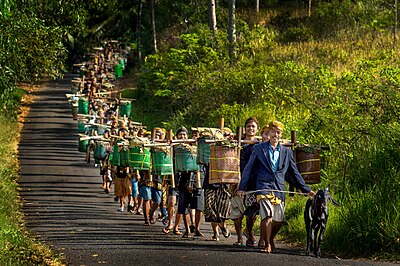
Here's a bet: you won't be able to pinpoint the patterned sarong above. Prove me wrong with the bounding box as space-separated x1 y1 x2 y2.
204 185 232 223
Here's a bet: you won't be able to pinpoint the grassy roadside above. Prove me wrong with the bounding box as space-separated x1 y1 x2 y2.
0 87 63 265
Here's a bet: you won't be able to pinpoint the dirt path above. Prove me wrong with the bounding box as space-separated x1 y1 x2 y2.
18 75 393 266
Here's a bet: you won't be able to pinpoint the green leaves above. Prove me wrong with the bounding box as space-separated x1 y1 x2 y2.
0 0 15 19
0 2 67 116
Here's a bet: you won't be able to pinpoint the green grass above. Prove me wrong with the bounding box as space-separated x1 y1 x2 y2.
0 114 62 265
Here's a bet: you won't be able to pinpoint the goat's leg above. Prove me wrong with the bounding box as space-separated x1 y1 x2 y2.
312 223 320 256
305 223 311 256
316 223 326 258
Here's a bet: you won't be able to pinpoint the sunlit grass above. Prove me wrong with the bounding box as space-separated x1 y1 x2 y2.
0 115 63 265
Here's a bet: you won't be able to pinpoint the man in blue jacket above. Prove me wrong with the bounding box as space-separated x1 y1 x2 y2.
237 121 315 253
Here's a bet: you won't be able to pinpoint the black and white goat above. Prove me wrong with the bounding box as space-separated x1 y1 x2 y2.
304 188 341 257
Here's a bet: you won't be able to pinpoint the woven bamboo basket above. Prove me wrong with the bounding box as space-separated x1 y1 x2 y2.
209 145 240 184
296 145 321 184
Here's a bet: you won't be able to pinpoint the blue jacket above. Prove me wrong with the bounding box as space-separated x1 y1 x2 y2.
239 141 310 202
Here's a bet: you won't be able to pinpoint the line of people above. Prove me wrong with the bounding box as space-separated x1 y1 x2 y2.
69 40 315 254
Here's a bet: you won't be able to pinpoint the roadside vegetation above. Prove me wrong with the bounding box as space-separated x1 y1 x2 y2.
1 0 399 263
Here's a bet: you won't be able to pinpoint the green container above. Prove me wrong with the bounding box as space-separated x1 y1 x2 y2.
114 64 123 79
129 146 151 170
110 143 129 167
119 58 125 70
151 150 173 176
77 120 86 133
78 98 89 115
110 145 120 166
120 147 130 167
94 141 108 160
119 101 131 117
109 152 114 164
197 138 211 164
78 139 89 152
175 146 199 172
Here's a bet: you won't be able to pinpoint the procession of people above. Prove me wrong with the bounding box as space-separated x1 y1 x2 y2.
67 40 315 254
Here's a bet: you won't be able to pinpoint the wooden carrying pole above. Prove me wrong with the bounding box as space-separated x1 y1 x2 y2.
236 126 242 148
219 117 224 129
168 129 175 188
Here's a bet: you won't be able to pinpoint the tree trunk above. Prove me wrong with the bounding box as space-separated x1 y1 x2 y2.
228 0 236 59
308 0 312 17
254 0 259 26
256 0 259 13
136 0 143 65
209 0 217 33
151 0 158 53
394 0 398 49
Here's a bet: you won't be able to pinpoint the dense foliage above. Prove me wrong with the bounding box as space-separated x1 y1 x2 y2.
0 2 66 116
134 0 400 260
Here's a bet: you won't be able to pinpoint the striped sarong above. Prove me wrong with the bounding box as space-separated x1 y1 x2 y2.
204 185 232 223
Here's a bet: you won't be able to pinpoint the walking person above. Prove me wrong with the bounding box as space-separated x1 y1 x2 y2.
203 128 233 242
230 117 260 247
174 127 205 238
139 127 165 225
238 121 315 253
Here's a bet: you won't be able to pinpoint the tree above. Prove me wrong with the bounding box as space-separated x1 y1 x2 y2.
136 0 143 64
209 0 217 32
228 0 236 59
151 0 158 53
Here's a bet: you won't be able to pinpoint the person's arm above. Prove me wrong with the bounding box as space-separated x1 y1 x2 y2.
238 145 258 196
240 145 251 173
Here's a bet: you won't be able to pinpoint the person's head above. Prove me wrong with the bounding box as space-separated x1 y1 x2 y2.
137 128 146 137
244 117 259 140
154 127 166 140
268 121 284 146
176 126 188 140
110 116 118 127
261 125 269 143
119 127 128 137
191 130 199 140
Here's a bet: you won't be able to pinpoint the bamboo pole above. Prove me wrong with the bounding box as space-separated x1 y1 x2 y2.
219 117 224 129
168 129 175 188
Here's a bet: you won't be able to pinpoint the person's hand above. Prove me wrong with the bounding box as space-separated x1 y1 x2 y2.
237 190 245 198
308 190 316 198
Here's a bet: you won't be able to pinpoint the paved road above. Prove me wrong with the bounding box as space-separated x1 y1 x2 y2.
18 75 394 266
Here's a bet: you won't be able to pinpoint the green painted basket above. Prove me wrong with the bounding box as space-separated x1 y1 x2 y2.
119 58 125 70
197 138 211 164
119 100 131 117
110 144 129 167
94 141 109 160
129 146 151 170
78 98 89 115
175 146 199 172
114 64 123 79
77 120 86 133
151 150 173 176
78 139 89 152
